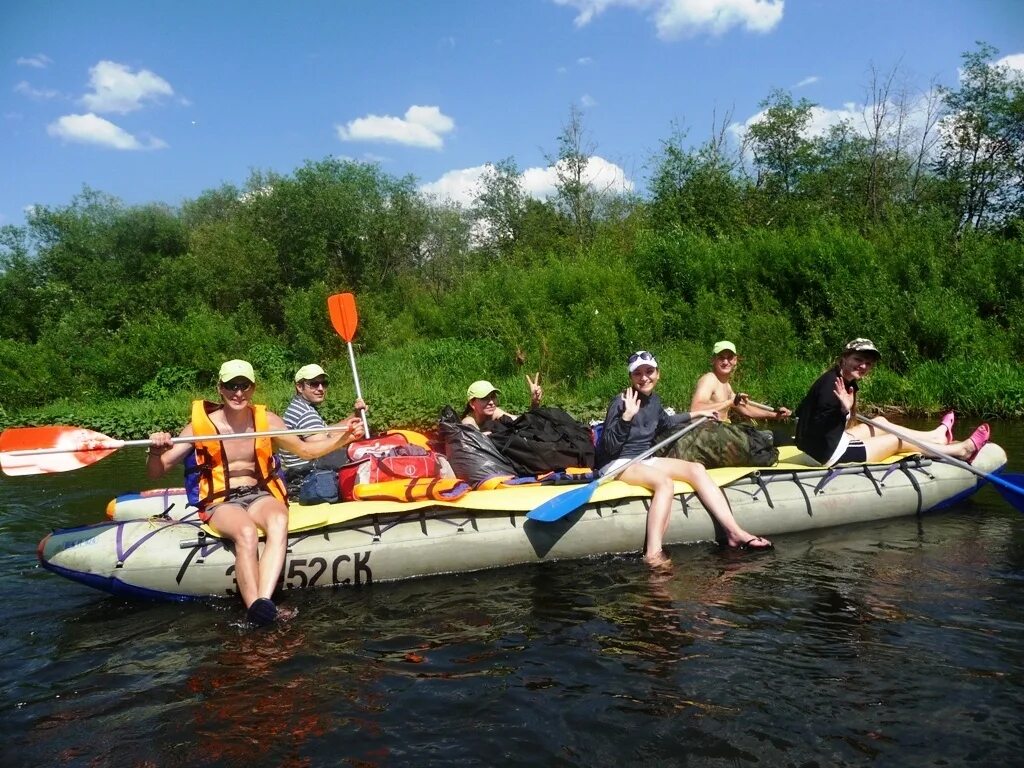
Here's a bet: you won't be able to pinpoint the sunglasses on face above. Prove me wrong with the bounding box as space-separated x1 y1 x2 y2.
220 379 253 393
304 379 329 389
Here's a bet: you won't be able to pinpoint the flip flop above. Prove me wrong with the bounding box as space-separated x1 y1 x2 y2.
731 536 773 551
966 423 991 463
940 411 956 444
246 597 278 627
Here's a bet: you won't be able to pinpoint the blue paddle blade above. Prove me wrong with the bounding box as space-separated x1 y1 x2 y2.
527 482 599 522
992 472 1024 513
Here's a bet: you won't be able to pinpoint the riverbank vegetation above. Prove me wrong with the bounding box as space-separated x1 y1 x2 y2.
2 44 1022 436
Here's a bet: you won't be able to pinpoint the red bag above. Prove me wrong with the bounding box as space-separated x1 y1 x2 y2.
346 433 409 461
339 453 441 501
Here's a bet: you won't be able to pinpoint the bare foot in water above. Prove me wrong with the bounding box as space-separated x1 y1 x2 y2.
643 550 672 569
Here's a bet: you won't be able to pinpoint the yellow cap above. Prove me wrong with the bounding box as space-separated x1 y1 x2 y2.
218 359 255 383
712 340 737 356
294 364 327 383
467 380 501 400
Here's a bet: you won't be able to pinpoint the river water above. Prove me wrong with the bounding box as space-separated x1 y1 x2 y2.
1 421 1022 767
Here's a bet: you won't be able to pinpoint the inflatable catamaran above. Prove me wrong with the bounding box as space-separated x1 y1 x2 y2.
36 444 1007 602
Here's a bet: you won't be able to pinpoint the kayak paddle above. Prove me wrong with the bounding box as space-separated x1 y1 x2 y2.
527 416 709 523
855 414 1024 512
327 292 371 437
0 424 354 477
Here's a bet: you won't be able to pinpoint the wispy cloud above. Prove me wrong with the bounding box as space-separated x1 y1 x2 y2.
16 53 52 68
580 93 598 107
577 56 594 65
554 0 785 39
794 75 819 88
14 81 60 100
336 105 455 150
81 61 174 114
47 113 167 150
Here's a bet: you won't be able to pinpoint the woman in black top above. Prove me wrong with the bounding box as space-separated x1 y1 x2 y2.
795 338 990 466
600 350 772 566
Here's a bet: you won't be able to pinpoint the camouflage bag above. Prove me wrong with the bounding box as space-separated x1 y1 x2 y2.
656 421 778 468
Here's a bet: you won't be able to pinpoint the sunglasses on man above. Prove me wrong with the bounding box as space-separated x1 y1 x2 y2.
304 378 330 389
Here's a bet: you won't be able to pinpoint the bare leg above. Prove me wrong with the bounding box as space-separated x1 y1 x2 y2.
848 423 986 462
651 457 772 549
849 416 947 445
617 463 676 565
247 496 290 600
205 503 262 607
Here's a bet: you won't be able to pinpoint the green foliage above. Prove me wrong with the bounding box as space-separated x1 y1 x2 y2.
1 42 1022 428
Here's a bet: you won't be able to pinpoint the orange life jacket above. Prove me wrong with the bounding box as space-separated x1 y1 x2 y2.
186 400 288 511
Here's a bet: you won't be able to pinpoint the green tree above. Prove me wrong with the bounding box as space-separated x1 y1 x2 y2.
473 157 528 258
743 90 817 222
648 118 746 236
934 42 1024 233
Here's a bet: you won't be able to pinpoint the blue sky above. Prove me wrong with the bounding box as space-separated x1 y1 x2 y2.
2 0 1022 228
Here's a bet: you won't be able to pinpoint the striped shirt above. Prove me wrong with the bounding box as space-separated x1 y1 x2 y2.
279 395 326 472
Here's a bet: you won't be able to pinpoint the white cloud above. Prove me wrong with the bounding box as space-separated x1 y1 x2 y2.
14 81 59 100
996 53 1024 75
420 156 633 206
46 113 167 150
336 105 455 149
553 0 784 39
730 89 946 162
577 56 594 65
16 53 52 68
794 75 819 88
580 93 598 108
81 61 174 114
420 164 489 206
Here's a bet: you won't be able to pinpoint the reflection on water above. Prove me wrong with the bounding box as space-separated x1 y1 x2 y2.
0 423 1022 766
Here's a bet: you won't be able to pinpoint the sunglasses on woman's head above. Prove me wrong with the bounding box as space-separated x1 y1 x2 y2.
628 351 655 364
221 379 253 392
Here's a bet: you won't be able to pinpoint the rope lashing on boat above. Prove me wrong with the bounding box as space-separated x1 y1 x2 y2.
116 518 202 568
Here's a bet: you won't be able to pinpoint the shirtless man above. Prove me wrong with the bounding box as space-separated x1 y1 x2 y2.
147 360 363 626
689 341 792 423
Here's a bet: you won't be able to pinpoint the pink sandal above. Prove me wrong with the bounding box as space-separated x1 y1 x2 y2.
966 423 991 463
940 411 956 444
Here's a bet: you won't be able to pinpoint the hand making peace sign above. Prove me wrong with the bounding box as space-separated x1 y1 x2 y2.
526 372 543 405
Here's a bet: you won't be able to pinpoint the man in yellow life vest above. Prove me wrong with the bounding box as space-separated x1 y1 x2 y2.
146 360 363 626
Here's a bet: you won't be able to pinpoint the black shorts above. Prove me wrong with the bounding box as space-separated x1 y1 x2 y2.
832 439 867 465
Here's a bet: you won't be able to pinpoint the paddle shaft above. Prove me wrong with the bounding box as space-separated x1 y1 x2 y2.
346 340 371 436
5 424 352 458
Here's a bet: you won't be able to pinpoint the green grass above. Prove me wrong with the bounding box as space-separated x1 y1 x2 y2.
4 340 1022 438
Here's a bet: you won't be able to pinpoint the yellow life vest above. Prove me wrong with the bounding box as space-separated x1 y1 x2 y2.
188 400 288 510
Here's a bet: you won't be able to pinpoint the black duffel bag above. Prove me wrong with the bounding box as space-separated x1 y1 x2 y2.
489 407 596 475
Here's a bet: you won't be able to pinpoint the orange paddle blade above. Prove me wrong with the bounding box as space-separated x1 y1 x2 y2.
0 426 121 476
327 292 359 342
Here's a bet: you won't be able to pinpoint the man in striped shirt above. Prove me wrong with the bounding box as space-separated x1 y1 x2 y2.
280 364 366 488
